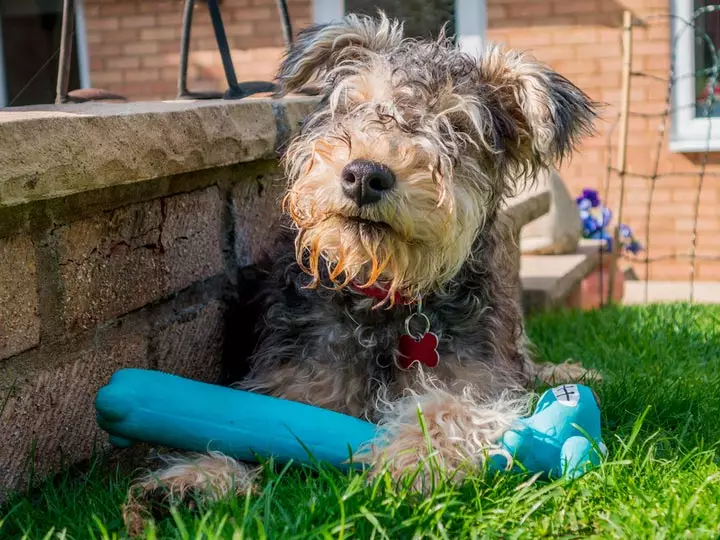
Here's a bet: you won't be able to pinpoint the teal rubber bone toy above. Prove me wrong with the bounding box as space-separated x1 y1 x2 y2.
489 383 607 479
96 369 605 477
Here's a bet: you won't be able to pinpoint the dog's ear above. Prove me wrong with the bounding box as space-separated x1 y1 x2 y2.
275 13 404 95
477 45 597 173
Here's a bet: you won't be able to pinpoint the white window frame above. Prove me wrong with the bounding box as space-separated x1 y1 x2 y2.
0 0 91 107
671 0 720 152
311 0 487 56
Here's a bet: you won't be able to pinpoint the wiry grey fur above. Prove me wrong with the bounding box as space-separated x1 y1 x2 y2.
124 14 597 531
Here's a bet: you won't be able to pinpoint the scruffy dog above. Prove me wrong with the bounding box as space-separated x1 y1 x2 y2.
125 13 596 527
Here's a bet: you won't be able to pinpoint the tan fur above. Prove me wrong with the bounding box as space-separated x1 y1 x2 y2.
123 453 258 535
355 372 530 491
285 119 488 303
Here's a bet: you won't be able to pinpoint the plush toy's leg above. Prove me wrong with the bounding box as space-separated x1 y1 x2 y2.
356 374 527 491
559 436 601 479
123 452 259 535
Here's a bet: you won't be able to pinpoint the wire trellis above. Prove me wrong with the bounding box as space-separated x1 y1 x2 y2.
603 4 720 304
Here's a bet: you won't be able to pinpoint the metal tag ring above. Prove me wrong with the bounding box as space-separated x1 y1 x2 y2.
404 312 431 340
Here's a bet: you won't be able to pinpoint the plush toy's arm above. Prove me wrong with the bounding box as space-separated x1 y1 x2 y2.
95 368 377 468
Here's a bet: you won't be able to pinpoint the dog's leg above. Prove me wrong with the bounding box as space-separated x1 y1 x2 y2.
123 453 258 534
523 357 603 385
357 372 529 491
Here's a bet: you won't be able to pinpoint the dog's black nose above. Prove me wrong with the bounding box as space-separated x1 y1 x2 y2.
341 159 396 207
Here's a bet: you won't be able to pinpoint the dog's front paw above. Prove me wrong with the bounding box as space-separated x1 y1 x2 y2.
356 384 524 492
359 425 474 492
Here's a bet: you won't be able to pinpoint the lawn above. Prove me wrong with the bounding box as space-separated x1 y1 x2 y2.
2 303 720 539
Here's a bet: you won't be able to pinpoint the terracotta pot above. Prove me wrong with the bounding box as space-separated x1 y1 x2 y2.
568 259 625 310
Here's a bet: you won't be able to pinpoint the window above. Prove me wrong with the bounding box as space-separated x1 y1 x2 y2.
312 0 486 59
671 0 720 151
0 0 90 107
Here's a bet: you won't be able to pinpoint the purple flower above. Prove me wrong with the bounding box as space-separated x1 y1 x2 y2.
600 207 613 228
576 189 601 208
582 215 601 236
577 198 593 212
624 240 643 255
619 224 632 239
589 229 613 251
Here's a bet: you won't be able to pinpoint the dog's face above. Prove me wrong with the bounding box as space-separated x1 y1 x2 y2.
277 14 596 301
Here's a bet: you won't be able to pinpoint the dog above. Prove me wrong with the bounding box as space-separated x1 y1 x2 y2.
123 13 597 530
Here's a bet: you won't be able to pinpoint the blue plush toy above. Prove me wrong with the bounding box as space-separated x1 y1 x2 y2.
489 383 606 479
96 369 605 478
96 369 376 469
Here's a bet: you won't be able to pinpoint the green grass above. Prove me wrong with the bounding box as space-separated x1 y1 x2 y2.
2 303 720 539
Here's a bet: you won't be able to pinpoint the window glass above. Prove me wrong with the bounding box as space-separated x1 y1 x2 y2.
1 0 80 106
694 0 720 117
345 0 455 40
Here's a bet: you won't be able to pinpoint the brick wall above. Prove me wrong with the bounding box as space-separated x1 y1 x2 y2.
0 98 315 499
79 0 720 281
84 0 311 101
487 0 720 282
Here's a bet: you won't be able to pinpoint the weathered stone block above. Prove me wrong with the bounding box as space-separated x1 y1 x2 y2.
153 300 225 383
233 173 286 267
56 187 224 331
161 188 226 291
0 323 148 498
0 235 39 360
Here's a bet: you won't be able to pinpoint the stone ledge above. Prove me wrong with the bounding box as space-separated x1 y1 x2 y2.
0 96 318 209
503 186 552 233
520 239 604 313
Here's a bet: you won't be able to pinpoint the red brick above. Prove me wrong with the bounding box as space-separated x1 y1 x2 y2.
553 0 600 15
158 13 184 26
91 71 123 84
139 0 178 13
675 217 720 232
99 3 139 16
120 15 156 28
503 31 553 48
141 54 180 68
508 2 552 17
553 29 599 45
124 69 161 82
123 41 160 55
487 5 508 20
91 43 123 56
105 56 141 70
237 7 275 20
140 27 178 41
98 29 141 43
225 22 254 37
86 17 119 31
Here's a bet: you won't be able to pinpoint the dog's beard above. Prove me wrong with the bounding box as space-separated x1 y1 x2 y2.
290 211 476 304
294 215 426 302
284 152 488 303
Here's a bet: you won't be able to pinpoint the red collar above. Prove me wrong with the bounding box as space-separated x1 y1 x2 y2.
349 282 415 306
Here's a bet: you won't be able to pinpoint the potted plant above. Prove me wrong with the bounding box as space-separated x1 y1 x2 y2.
571 189 643 309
